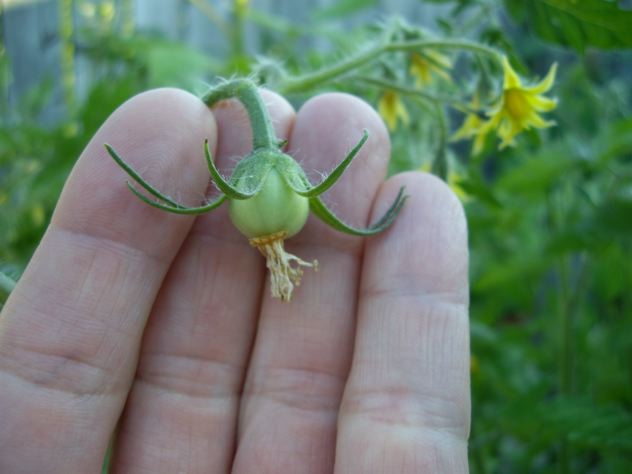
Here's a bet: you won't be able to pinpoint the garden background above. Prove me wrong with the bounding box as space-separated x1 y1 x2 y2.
1 0 631 472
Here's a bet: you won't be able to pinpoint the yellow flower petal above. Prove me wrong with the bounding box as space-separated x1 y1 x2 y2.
451 113 483 141
526 94 558 112
502 56 522 89
526 113 556 129
472 128 488 155
398 100 410 126
432 67 452 82
484 58 558 149
426 50 452 69
524 62 558 94
378 90 408 130
410 58 432 86
452 93 494 155
498 119 522 148
409 51 452 87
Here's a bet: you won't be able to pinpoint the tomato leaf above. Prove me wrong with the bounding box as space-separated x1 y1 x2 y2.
504 0 632 52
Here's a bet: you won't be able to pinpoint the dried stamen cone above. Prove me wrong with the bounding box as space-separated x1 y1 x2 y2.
250 231 318 301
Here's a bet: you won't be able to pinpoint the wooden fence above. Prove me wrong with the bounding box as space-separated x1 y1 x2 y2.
1 0 443 118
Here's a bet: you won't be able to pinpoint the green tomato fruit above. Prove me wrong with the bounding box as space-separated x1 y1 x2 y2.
228 167 309 239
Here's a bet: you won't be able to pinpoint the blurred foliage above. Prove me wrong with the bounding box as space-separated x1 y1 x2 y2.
1 0 632 472
504 0 632 53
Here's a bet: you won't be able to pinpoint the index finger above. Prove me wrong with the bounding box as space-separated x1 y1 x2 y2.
0 88 216 473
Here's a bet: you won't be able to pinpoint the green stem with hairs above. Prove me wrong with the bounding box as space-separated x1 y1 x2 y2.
278 38 501 94
201 79 277 150
386 39 501 61
278 43 387 94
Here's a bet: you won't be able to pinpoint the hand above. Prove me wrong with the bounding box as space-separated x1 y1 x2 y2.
0 89 470 473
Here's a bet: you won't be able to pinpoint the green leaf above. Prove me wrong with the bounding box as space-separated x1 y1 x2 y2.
503 397 632 451
456 177 502 208
497 146 578 195
596 118 632 165
596 196 632 233
504 0 632 52
473 256 548 292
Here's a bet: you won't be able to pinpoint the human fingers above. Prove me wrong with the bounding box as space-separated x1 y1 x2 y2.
0 88 215 473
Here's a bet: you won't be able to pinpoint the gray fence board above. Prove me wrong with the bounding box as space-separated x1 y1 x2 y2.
1 0 445 117
4 0 64 120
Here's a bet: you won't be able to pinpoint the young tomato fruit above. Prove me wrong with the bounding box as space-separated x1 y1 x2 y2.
106 79 406 301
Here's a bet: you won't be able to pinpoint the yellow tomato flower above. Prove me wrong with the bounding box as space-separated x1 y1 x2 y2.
452 57 557 153
451 93 490 155
487 56 558 149
378 90 409 130
409 51 452 86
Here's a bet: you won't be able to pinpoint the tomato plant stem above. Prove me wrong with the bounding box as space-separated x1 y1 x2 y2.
202 79 277 150
278 38 501 95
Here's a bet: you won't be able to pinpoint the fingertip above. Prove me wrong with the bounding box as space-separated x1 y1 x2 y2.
378 171 467 229
291 92 390 172
53 87 217 257
366 171 469 303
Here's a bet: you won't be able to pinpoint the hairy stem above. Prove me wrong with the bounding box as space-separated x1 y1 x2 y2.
278 43 387 94
202 78 277 150
277 38 501 94
386 39 501 61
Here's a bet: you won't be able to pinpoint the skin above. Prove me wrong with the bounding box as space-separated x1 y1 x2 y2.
0 88 470 474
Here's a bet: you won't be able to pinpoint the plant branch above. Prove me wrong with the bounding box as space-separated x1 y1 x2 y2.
202 78 277 149
277 38 501 94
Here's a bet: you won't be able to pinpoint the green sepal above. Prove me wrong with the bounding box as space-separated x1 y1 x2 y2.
275 153 311 194
105 144 180 207
288 130 369 198
204 140 263 200
308 186 407 236
229 150 275 195
127 183 227 215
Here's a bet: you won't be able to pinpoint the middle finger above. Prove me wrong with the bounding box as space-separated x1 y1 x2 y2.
232 93 391 474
